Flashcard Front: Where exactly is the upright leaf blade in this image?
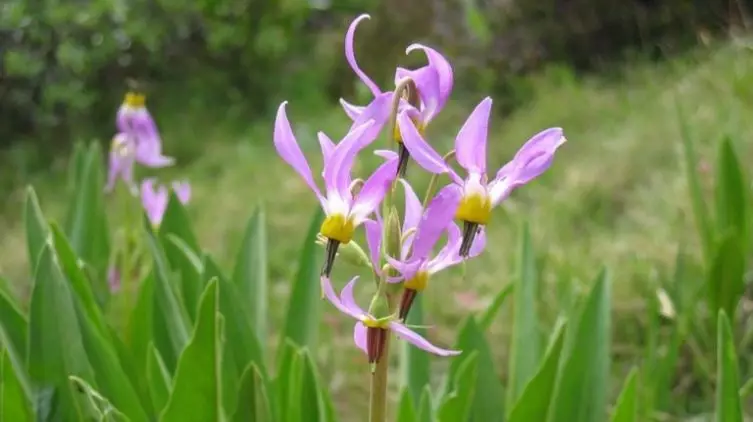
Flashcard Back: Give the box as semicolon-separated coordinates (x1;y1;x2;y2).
146;344;172;415
0;287;30;399
1;348;31;421
280;208;324;351
24;186;48;276
714;136;747;240
548;270;611;422
164;234;205;322
715;311;742;422
159;279;224;422
706;233;745;322
232;207;268;344
159;192;200;252
233;363;272;422
437;352;478;422
507;222;541;408
69;376;131;422
609;367;638;422
396;388;417;422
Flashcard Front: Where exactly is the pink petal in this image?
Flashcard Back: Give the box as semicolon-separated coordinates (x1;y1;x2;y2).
339;98;366;121
171;181;191;204
320;276;361;320
389;322;461;356
397;112;457;178
400;179;422;255
340;277;367;317
318;132;336;166
406;44;454;110
345;14;381;97
364;218;382;273
323;119;375;199
353;322;368;355
455;97;492;174
410;184;462;261
349;153;398;224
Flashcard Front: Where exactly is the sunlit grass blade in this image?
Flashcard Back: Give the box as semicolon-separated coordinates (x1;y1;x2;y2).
714;136;747;241
716;310;742;422
508;322;567;422
1;347;32;421
706;233;745;322
159;279;224;422
400;295;430;404
437;352;478;422
507;222;541;408
70;376;130;422
548;269;611;422
233;363;272;422
279;208;324;352
609;367;638;422
675;99;713;261
232;206;268;344
28;244;97;421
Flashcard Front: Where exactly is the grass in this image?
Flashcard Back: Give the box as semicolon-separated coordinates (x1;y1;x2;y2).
2;38;753;419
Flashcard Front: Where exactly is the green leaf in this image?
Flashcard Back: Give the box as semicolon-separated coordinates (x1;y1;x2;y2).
66;141;86;195
400;295;430;404
164;234;205;322
1;347;32;421
159;191;200;252
66;142;110;276
233;363;272;422
127;273;155;376
706;233;745;321
508;322;567;422
24;186;48;276
146;343;172;414
297;349;323;422
447;317;504;421
396;388;417;422
507;222;541;408
548;269;611;422
145;229;192;371
416;386;433;422
232;207;268;347
714;136;747;239
69;376;131;422
28;244;97;422
609;367;638;422
160;279;225;422
478;282;513;331
676;100;713;260
437;352;478;422
275;341;299;422
280;208;324;351
0;286;31;399
716;310;743;422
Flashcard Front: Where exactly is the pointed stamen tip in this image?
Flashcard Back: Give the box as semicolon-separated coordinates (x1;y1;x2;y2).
396;144;411;177
320;239;341;277
459;221;479;258
398;289;418;321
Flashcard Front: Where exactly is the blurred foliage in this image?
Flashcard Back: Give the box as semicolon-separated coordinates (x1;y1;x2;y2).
0;0;748;158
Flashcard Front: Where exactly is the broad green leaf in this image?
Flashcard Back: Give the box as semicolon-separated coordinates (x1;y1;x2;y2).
716;311;742;422
1;348;31;421
0;286;30;399
145;229;192;371
507;222;541;408
400;295;430;404
275;341;299;422
446;317;504;421
28;245;96;422
548;270;611;422
127;273;155;375
66;142;110;276
232;207;268;347
714;136;747;239
478;282;513;331
437;352;478;422
396;388;417;422
69;376;130;422
280;208;324;351
24;186;48;276
147;344;171;414
164;234;205;322
233;363;272;422
610;367;638;422
160;279;224;422
297;349;323;422
676;100;713;260
417;386;433;422
508;322;567;422
159;192;200;252
706;233;745;322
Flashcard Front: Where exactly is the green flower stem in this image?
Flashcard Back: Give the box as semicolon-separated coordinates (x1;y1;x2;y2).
369;329;392;422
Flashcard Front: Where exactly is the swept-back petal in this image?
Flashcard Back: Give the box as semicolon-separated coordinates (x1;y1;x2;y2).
340;277;368;317
455;97;492;174
389;322;461;356
274;102;324;204
397;112;457;179
396;66;441;123
339;98;366;121
400;179;422;255
320;276;362;320
364;218;382;273
349;153;398;224
406;43;454;109
323;119;375;199
345;14;381;97
172;181;191;204
141;179;169;226
410;184;462;261
385;255;422;283
318;132;336;166
353;322;368;355
349;92;392;142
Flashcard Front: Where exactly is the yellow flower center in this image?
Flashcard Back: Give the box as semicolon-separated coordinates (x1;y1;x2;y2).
361;317;385;328
455;193;492;225
393;116;425;144
123;92;146;108
404;271;429;292
320;214;355;244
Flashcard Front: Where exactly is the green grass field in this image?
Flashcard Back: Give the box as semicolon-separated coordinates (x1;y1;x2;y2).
2;39;753;419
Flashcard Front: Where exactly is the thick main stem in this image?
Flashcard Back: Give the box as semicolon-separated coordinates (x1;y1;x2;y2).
369;332;391;422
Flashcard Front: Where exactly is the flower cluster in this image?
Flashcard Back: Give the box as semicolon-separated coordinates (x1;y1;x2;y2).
106;91;191;226
274;14;566;366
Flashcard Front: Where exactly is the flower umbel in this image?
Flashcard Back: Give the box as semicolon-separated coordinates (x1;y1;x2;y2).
321;275;460;366
399;97;566;256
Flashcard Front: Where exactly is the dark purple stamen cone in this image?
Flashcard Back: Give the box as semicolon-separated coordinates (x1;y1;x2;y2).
366;327;388;364
399;288;418;321
459;221;479;258
321;239;340;277
397;143;411;177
